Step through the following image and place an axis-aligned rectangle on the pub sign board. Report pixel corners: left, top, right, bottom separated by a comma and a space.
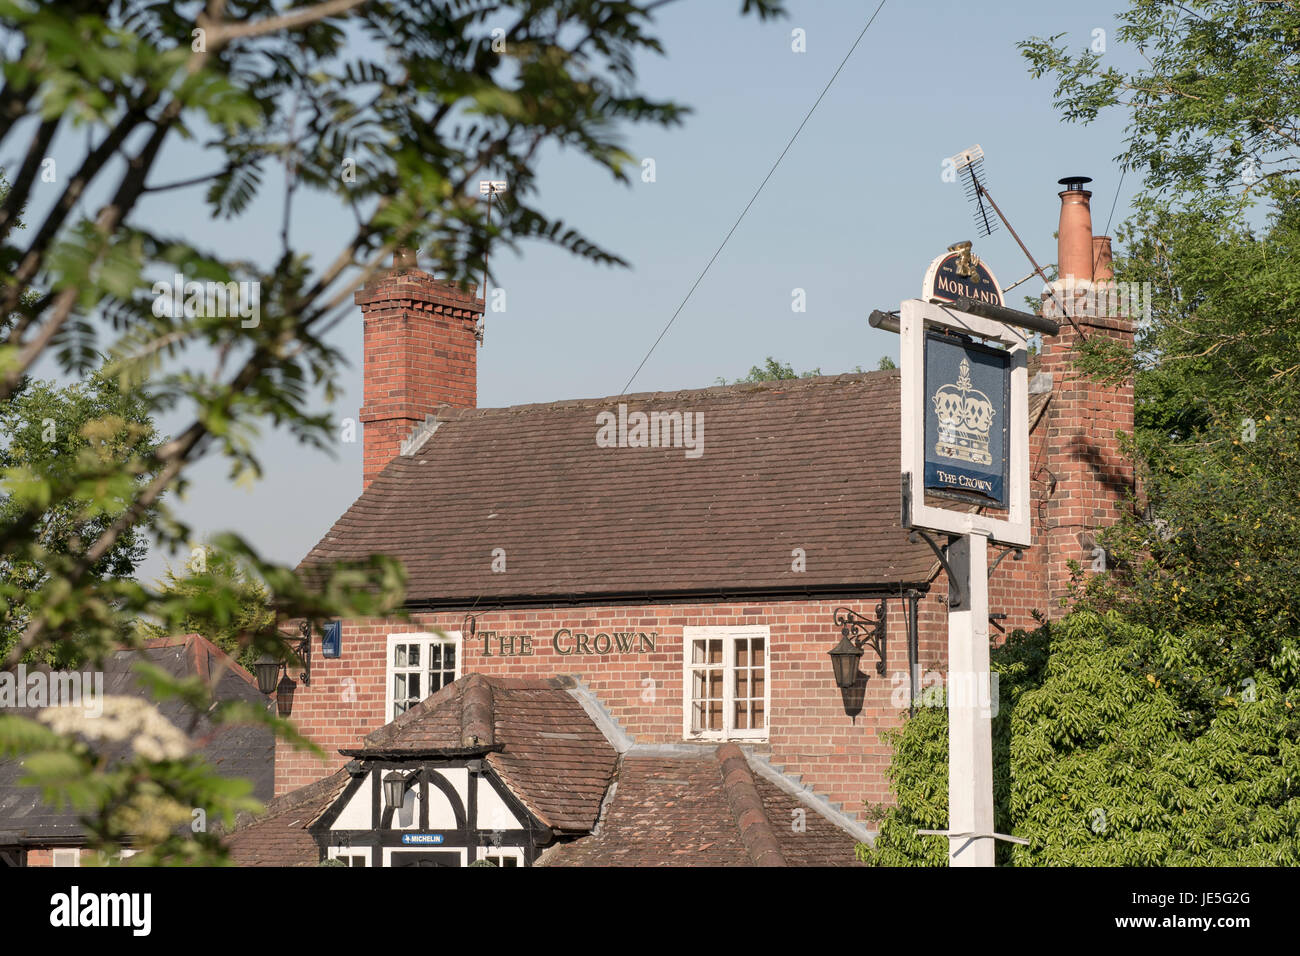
922, 246, 1005, 308
898, 298, 1031, 547
923, 332, 1010, 509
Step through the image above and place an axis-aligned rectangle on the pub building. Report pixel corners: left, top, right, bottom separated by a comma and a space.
229, 178, 1135, 866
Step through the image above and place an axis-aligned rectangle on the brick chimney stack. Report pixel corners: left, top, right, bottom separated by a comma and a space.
1039, 178, 1135, 614
357, 249, 484, 488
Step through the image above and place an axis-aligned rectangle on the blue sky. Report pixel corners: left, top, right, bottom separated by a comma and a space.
16, 0, 1142, 584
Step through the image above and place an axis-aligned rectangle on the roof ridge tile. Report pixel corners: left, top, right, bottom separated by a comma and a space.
716, 743, 787, 867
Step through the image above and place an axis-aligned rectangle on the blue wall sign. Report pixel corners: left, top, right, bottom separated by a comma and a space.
923, 332, 1010, 509
401, 834, 445, 845
321, 620, 341, 658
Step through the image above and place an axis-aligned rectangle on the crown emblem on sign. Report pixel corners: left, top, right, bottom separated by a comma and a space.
933, 357, 994, 465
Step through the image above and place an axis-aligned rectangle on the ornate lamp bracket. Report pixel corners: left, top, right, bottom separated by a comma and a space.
295, 620, 312, 686
832, 601, 888, 676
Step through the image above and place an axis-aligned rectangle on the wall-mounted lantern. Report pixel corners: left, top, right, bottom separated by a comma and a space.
253, 655, 281, 696
274, 674, 295, 717
383, 771, 410, 809
252, 622, 314, 710
828, 602, 888, 689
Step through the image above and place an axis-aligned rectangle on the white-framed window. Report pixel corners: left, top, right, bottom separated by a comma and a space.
478, 849, 522, 867
328, 847, 371, 867
385, 632, 461, 722
51, 848, 80, 867
682, 626, 769, 741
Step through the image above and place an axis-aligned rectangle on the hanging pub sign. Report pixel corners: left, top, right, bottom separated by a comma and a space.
922, 242, 1005, 308
898, 298, 1031, 548
923, 332, 1010, 509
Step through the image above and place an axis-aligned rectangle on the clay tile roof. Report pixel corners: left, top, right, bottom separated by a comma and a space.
225, 768, 350, 867
484, 679, 618, 833
538, 746, 861, 867
299, 372, 941, 603
348, 674, 618, 832
225, 683, 861, 866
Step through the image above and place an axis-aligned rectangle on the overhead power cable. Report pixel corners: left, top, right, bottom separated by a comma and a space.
620, 0, 890, 394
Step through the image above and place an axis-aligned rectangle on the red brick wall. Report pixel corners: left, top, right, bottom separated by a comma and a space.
23, 847, 81, 866
275, 595, 960, 821
1039, 304, 1136, 612
985, 402, 1052, 633
358, 268, 483, 487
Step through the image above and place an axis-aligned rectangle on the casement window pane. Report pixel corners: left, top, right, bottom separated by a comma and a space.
429, 644, 442, 669
394, 673, 406, 701
692, 700, 722, 732
692, 669, 722, 703
502, 857, 518, 867
708, 639, 722, 664
394, 700, 408, 716
408, 644, 420, 667
753, 701, 764, 726
735, 702, 749, 730
445, 644, 456, 670
692, 701, 707, 731
394, 644, 407, 667
692, 639, 706, 665
736, 642, 748, 667
736, 671, 748, 697
752, 639, 764, 666
752, 674, 765, 699
409, 673, 421, 700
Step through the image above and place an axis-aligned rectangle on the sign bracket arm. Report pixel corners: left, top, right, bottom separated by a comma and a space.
907, 529, 963, 609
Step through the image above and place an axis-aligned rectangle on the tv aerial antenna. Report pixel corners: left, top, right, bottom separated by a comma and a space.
477, 180, 508, 344
949, 145, 1083, 338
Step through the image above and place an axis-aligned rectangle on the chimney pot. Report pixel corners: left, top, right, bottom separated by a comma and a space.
1057, 178, 1095, 284
393, 246, 418, 271
1092, 236, 1113, 283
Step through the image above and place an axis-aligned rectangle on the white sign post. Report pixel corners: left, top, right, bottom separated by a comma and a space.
896, 297, 1031, 866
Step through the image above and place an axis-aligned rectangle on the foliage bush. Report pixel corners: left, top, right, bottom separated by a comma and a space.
861, 611, 1299, 866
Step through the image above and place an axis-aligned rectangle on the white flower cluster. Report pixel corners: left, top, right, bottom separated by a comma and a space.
38, 695, 191, 761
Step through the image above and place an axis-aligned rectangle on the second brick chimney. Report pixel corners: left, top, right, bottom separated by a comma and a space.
357, 250, 484, 488
1039, 177, 1136, 614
